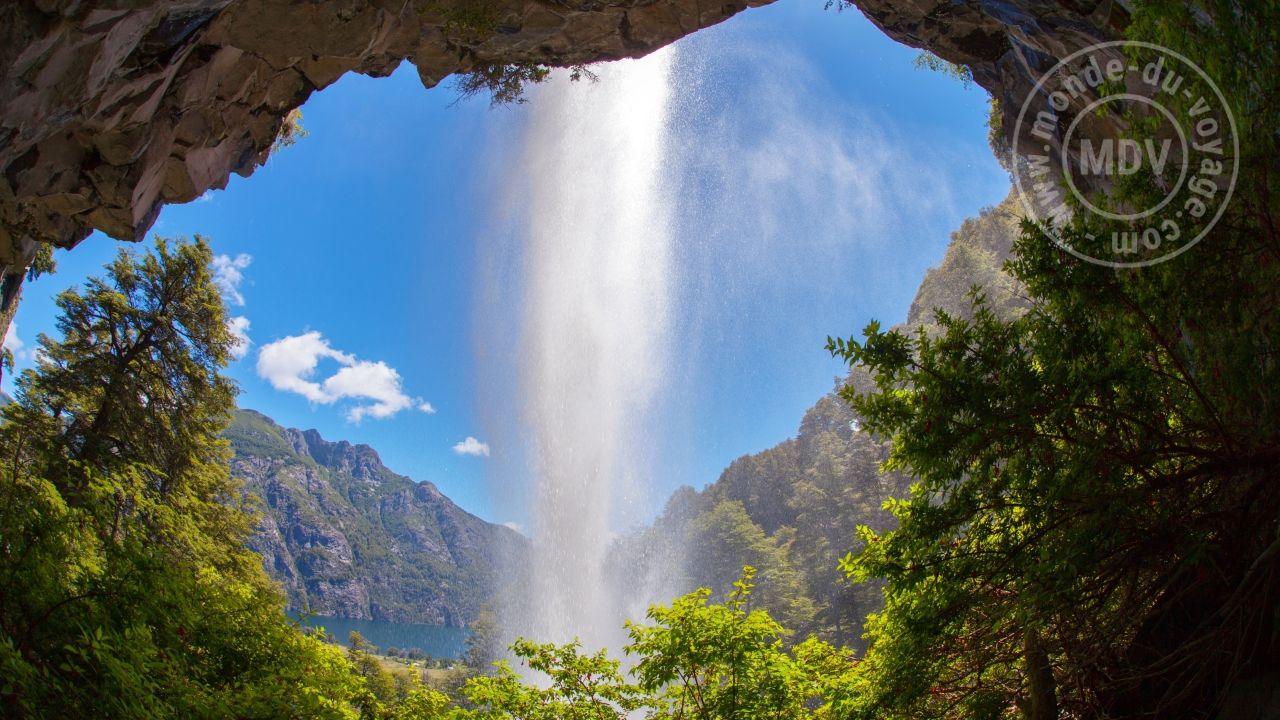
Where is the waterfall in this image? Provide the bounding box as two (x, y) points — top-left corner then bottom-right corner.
(476, 21), (968, 655)
(493, 48), (679, 651)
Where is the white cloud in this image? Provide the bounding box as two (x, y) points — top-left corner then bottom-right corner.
(452, 436), (490, 457)
(3, 322), (24, 358)
(194, 190), (214, 203)
(324, 360), (415, 422)
(210, 253), (253, 361)
(256, 331), (433, 422)
(502, 521), (525, 534)
(227, 316), (251, 359)
(211, 253), (252, 307)
(257, 332), (350, 402)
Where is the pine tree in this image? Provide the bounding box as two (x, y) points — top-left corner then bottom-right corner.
(0, 238), (364, 718)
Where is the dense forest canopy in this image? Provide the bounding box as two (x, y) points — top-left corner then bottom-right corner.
(0, 0), (1277, 718)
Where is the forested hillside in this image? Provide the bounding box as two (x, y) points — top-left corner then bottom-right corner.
(227, 410), (525, 626)
(615, 190), (1028, 646)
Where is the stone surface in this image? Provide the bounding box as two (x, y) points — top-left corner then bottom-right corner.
(0, 0), (772, 330)
(0, 0), (1127, 336)
(227, 409), (526, 625)
(849, 0), (1130, 187)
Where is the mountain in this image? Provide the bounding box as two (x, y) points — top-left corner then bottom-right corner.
(226, 409), (523, 627)
(228, 191), (1024, 635)
(614, 189), (1027, 647)
(904, 187), (1026, 330)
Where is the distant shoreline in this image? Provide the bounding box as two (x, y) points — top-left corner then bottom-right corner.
(290, 612), (470, 660)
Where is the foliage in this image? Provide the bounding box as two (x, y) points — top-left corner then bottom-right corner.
(427, 0), (503, 39)
(684, 500), (818, 634)
(464, 607), (502, 670)
(826, 2), (1280, 717)
(905, 193), (1025, 334)
(986, 98), (1011, 174)
(454, 63), (597, 107)
(428, 0), (600, 107)
(0, 237), (490, 718)
(351, 630), (379, 654)
(617, 413), (905, 646)
(464, 639), (647, 720)
(25, 242), (55, 282)
(619, 190), (1029, 649)
(627, 567), (855, 720)
(350, 632), (405, 708)
(2, 3), (1272, 719)
(0, 237), (370, 717)
(455, 63), (551, 106)
(459, 567), (854, 720)
(271, 108), (309, 155)
(337, 629), (458, 720)
(391, 686), (454, 720)
(615, 187), (1028, 649)
(912, 52), (972, 89)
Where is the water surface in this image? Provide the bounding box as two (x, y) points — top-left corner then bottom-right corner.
(293, 614), (469, 660)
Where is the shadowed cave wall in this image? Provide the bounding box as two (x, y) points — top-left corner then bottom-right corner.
(0, 0), (1127, 334)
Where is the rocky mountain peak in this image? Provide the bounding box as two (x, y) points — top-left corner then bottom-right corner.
(286, 427), (386, 483)
(225, 408), (524, 624)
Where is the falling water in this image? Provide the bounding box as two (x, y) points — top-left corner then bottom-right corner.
(498, 48), (679, 650)
(478, 19), (991, 654)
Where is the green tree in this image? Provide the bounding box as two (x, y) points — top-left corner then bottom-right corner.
(459, 568), (853, 720)
(454, 63), (598, 107)
(390, 686), (454, 720)
(465, 606), (501, 670)
(785, 416), (905, 648)
(0, 237), (367, 717)
(351, 630), (378, 654)
(826, 4), (1280, 709)
(627, 566), (854, 720)
(463, 638), (647, 720)
(685, 500), (817, 633)
(350, 641), (400, 707)
(911, 51), (973, 88)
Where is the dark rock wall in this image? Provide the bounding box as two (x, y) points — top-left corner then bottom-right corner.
(0, 0), (771, 326)
(852, 0), (1128, 112)
(0, 0), (1125, 334)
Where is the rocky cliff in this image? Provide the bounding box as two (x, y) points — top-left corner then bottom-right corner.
(0, 0), (1128, 338)
(227, 409), (523, 626)
(0, 0), (770, 330)
(849, 0), (1130, 161)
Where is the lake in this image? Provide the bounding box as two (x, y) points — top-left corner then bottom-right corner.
(293, 614), (470, 660)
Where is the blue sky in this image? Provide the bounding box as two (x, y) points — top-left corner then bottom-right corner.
(3, 0), (1008, 530)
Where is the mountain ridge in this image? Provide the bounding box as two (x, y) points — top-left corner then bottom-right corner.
(227, 409), (523, 627)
